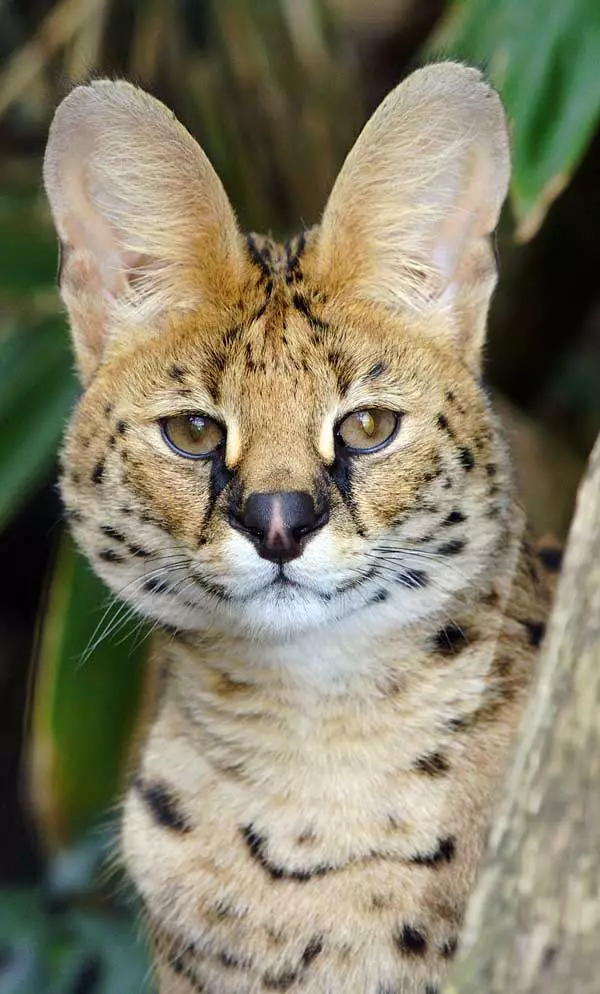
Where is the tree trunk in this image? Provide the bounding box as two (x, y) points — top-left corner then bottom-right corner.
(446, 432), (600, 994)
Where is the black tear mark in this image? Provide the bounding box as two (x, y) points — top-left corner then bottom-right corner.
(433, 622), (470, 655)
(395, 925), (428, 956)
(442, 510), (466, 526)
(436, 539), (466, 556)
(134, 776), (191, 833)
(413, 751), (450, 776)
(98, 549), (123, 564)
(440, 937), (459, 959)
(327, 454), (365, 537)
(198, 454), (234, 542)
(241, 825), (332, 881)
(396, 568), (428, 590)
(410, 836), (456, 867)
(459, 446), (475, 471)
(523, 620), (546, 647)
(100, 525), (126, 543)
(91, 460), (104, 484)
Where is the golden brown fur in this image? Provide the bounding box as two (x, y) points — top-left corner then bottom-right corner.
(43, 64), (549, 993)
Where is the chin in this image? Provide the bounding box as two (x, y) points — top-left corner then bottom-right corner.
(224, 583), (337, 640)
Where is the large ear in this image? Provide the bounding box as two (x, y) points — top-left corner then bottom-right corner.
(311, 63), (510, 370)
(43, 81), (244, 383)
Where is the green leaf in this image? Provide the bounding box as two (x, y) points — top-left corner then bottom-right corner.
(432, 0), (600, 238)
(30, 533), (151, 845)
(0, 316), (78, 530)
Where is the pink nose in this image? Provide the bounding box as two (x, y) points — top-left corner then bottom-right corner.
(230, 491), (328, 563)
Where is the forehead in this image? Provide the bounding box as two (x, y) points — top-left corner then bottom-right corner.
(109, 233), (459, 426)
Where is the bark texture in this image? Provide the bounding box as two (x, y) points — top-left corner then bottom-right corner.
(446, 431), (600, 994)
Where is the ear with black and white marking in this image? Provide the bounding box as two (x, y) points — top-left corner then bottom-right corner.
(44, 81), (244, 382)
(312, 63), (510, 370)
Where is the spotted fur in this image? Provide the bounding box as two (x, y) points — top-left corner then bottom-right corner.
(43, 64), (549, 993)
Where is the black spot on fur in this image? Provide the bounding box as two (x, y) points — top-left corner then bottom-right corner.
(437, 413), (449, 431)
(133, 776), (191, 833)
(301, 936), (323, 968)
(91, 460), (104, 484)
(104, 403), (113, 416)
(459, 446), (475, 471)
(440, 937), (459, 959)
(98, 549), (123, 564)
(414, 751), (450, 776)
(143, 576), (170, 594)
(445, 390), (455, 403)
(369, 589), (390, 605)
(169, 364), (187, 381)
(410, 836), (456, 867)
(485, 462), (497, 477)
(241, 825), (332, 881)
(523, 620), (545, 647)
(100, 525), (126, 543)
(446, 714), (472, 732)
(116, 420), (128, 435)
(127, 543), (150, 558)
(219, 951), (252, 970)
(433, 622), (470, 655)
(436, 539), (466, 556)
(442, 510), (466, 526)
(396, 568), (428, 590)
(395, 925), (428, 956)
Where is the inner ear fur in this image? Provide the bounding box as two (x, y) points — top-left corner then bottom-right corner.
(43, 80), (244, 382)
(310, 62), (510, 370)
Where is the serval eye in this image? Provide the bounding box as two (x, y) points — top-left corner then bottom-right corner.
(337, 409), (399, 454)
(161, 414), (225, 459)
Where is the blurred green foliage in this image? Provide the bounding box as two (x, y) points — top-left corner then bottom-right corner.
(1, 0), (600, 991)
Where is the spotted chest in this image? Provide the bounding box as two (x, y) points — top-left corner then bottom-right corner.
(120, 552), (547, 994)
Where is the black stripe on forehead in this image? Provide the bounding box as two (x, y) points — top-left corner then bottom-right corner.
(245, 233), (274, 278)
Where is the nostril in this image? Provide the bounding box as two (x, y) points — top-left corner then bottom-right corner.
(291, 508), (329, 541)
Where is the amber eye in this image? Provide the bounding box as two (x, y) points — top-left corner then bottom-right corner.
(161, 414), (225, 459)
(336, 408), (399, 454)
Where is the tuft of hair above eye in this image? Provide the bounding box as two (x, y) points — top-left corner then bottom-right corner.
(336, 409), (400, 455)
(161, 413), (225, 459)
